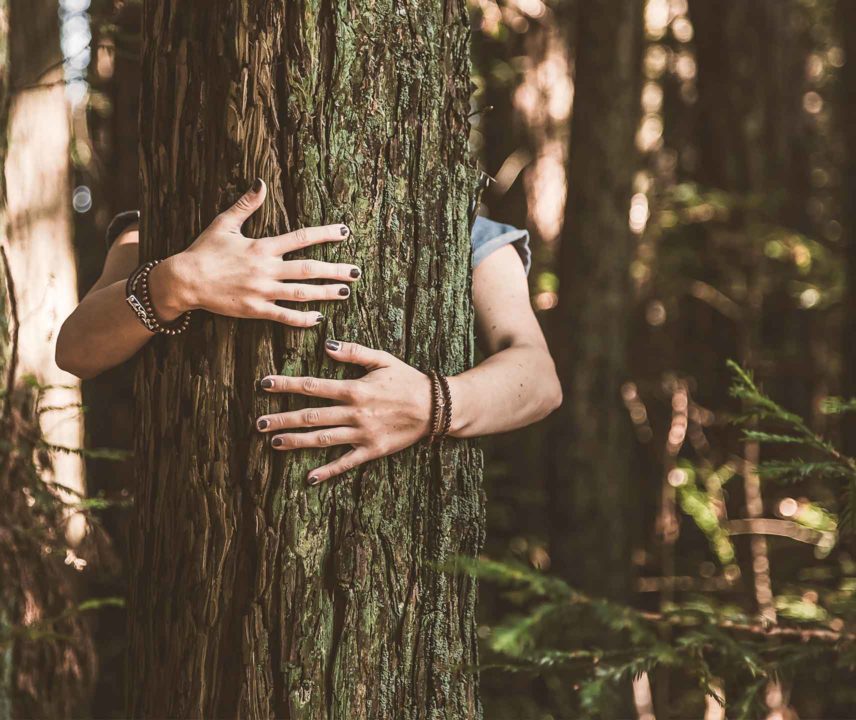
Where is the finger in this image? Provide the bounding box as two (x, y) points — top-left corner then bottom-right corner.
(255, 305), (324, 328)
(216, 178), (266, 231)
(259, 374), (356, 401)
(270, 427), (360, 451)
(267, 282), (352, 303)
(306, 447), (372, 485)
(324, 339), (393, 371)
(256, 405), (355, 432)
(265, 224), (351, 255)
(278, 259), (362, 283)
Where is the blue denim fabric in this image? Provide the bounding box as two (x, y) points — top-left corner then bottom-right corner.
(471, 215), (531, 275)
(106, 210), (531, 276)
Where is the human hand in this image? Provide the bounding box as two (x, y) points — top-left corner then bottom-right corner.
(156, 179), (361, 327)
(256, 340), (434, 484)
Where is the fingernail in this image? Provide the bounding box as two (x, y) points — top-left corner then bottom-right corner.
(350, 268), (361, 279)
(338, 287), (350, 297)
(260, 377), (274, 389)
(252, 177), (263, 193)
(257, 418), (269, 430)
(340, 225), (350, 237)
(272, 437), (283, 448)
(326, 339), (341, 351)
(307, 475), (321, 485)
(315, 313), (325, 324)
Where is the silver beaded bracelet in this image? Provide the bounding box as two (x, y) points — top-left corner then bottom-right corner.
(125, 260), (192, 336)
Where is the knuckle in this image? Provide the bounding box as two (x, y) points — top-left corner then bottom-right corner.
(303, 377), (319, 393)
(318, 431), (334, 446)
(300, 260), (316, 277)
(293, 227), (308, 246)
(293, 285), (308, 300)
(304, 409), (320, 424)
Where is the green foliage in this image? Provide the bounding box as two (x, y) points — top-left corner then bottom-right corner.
(456, 553), (856, 720)
(467, 362), (856, 718)
(728, 360), (856, 531)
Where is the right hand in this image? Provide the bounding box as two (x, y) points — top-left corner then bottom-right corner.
(162, 178), (359, 327)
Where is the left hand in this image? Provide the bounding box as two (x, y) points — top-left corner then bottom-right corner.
(256, 340), (433, 485)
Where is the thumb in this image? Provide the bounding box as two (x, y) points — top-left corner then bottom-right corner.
(324, 339), (392, 371)
(217, 178), (266, 231)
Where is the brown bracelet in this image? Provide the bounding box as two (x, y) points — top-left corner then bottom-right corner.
(437, 372), (453, 438)
(126, 260), (192, 336)
(428, 370), (452, 444)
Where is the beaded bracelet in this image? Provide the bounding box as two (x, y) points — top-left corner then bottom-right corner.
(125, 260), (192, 336)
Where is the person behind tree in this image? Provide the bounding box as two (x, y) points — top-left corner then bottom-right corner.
(57, 179), (561, 483)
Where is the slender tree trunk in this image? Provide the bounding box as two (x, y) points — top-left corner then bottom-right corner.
(838, 0), (856, 452)
(128, 1), (482, 718)
(0, 0), (96, 716)
(546, 0), (642, 601)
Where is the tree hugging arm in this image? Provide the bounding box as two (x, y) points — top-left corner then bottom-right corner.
(257, 239), (562, 485)
(55, 180), (360, 379)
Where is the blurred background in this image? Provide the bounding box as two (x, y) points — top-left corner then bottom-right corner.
(3, 0), (856, 718)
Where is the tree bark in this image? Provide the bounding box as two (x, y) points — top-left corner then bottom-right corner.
(128, 2), (483, 718)
(0, 0), (96, 716)
(546, 0), (642, 601)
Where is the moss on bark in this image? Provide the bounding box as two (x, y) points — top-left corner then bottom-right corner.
(129, 2), (484, 718)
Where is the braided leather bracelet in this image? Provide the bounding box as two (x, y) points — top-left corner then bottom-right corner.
(428, 370), (453, 444)
(125, 260), (192, 336)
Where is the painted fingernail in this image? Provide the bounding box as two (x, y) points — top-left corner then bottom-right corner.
(260, 377), (274, 389)
(252, 177), (263, 193)
(340, 225), (350, 237)
(257, 418), (269, 430)
(272, 437), (283, 447)
(307, 475), (321, 485)
(338, 287), (350, 297)
(326, 339), (341, 351)
(315, 313), (325, 324)
(349, 268), (361, 279)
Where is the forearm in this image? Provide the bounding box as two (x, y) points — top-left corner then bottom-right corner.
(56, 256), (190, 379)
(446, 343), (562, 438)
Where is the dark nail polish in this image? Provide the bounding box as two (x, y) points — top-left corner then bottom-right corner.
(350, 268), (361, 279)
(340, 225), (350, 237)
(252, 177), (263, 193)
(308, 475), (321, 485)
(326, 339), (341, 351)
(272, 437), (283, 447)
(338, 287), (350, 297)
(257, 418), (269, 430)
(315, 313), (325, 323)
(260, 378), (274, 389)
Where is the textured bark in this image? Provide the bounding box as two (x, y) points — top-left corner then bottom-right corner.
(0, 0), (96, 716)
(546, 0), (642, 601)
(128, 1), (483, 718)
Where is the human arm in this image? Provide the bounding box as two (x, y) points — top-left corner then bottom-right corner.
(255, 239), (562, 484)
(55, 180), (361, 379)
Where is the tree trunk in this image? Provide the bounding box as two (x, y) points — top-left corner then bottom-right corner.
(838, 0), (856, 453)
(128, 2), (482, 718)
(0, 0), (96, 716)
(546, 0), (642, 601)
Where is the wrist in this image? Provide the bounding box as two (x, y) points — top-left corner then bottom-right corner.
(147, 253), (196, 321)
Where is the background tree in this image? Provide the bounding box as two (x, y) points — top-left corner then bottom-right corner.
(0, 0), (97, 715)
(127, 1), (483, 717)
(546, 0), (643, 601)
